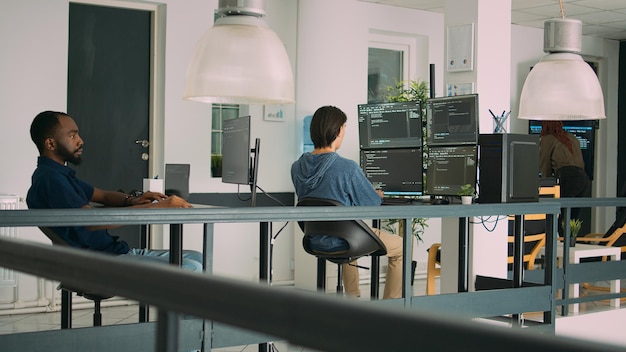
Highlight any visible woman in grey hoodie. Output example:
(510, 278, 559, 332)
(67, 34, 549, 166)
(291, 106, 402, 299)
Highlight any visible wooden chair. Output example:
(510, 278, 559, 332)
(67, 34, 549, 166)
(429, 185, 560, 293)
(296, 198, 387, 297)
(426, 243, 441, 295)
(507, 233, 546, 270)
(507, 184, 559, 270)
(38, 227, 113, 328)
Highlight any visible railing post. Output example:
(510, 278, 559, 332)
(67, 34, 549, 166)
(512, 214, 524, 326)
(259, 221, 272, 352)
(157, 310, 180, 352)
(156, 223, 183, 351)
(458, 217, 469, 292)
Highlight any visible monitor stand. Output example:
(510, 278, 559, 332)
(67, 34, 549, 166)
(430, 198, 450, 205)
(249, 138, 260, 207)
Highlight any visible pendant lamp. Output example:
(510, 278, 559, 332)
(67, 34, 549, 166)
(518, 4, 605, 121)
(184, 0, 295, 105)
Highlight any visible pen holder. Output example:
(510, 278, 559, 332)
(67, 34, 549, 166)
(493, 116, 508, 133)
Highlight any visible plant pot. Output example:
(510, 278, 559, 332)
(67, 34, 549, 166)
(211, 167, 222, 178)
(461, 196, 473, 205)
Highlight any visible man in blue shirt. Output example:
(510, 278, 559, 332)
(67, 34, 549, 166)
(291, 106, 402, 299)
(26, 110, 203, 272)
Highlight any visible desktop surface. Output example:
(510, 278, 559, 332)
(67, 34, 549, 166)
(381, 197, 457, 206)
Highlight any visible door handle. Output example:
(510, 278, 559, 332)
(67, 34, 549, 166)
(135, 139, 150, 148)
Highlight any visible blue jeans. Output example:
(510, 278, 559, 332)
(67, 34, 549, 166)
(123, 248, 203, 272)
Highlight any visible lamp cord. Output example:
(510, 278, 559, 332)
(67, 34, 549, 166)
(558, 0, 566, 18)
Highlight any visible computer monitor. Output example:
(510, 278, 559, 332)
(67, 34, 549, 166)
(222, 115, 252, 185)
(358, 101, 422, 149)
(425, 145, 477, 196)
(359, 148, 423, 196)
(528, 120, 596, 180)
(426, 94, 479, 146)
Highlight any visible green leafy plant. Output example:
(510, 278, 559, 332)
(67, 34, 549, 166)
(569, 218, 582, 238)
(382, 217, 428, 242)
(211, 154, 222, 177)
(457, 183, 476, 197)
(381, 79, 430, 240)
(385, 79, 429, 107)
(211, 154, 222, 169)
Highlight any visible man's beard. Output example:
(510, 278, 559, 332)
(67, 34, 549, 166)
(58, 144, 83, 165)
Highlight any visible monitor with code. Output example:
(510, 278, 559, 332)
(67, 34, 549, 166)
(359, 148, 423, 196)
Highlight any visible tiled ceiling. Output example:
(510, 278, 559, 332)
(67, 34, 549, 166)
(359, 0, 626, 41)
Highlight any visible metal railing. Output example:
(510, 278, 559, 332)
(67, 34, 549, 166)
(538, 197, 626, 315)
(0, 202, 622, 352)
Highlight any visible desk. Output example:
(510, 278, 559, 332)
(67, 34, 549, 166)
(542, 243, 621, 313)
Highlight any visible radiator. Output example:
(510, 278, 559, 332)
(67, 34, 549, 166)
(0, 195, 19, 288)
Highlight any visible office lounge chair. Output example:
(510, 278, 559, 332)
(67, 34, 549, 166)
(38, 227, 113, 328)
(575, 189, 626, 260)
(296, 198, 387, 297)
(575, 206, 626, 297)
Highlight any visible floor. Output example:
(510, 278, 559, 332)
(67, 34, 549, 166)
(0, 278, 623, 351)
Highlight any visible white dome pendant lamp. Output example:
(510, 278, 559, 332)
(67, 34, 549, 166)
(184, 0, 295, 105)
(518, 0, 604, 121)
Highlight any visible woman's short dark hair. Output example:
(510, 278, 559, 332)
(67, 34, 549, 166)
(310, 106, 347, 149)
(30, 111, 67, 154)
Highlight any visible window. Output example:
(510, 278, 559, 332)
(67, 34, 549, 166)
(211, 104, 240, 155)
(368, 45, 406, 104)
(367, 30, 428, 103)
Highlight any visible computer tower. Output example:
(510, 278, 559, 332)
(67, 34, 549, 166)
(477, 134, 539, 203)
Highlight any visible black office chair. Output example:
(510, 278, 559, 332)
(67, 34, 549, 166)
(38, 227, 113, 329)
(296, 198, 387, 298)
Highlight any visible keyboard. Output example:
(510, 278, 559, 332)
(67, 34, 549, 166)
(382, 197, 414, 205)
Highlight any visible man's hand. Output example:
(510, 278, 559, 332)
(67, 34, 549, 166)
(135, 191, 168, 204)
(151, 194, 192, 208)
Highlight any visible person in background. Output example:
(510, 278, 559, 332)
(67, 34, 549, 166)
(290, 105, 402, 299)
(539, 120, 591, 230)
(26, 110, 203, 272)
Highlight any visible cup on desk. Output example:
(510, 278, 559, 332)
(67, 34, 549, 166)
(143, 178, 164, 193)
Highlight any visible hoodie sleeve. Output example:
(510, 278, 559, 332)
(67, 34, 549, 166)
(345, 161, 383, 206)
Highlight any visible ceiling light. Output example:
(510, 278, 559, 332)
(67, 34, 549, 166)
(183, 0, 295, 105)
(518, 2, 605, 121)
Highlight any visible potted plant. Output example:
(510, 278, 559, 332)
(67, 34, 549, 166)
(569, 218, 582, 247)
(382, 217, 429, 242)
(457, 183, 475, 204)
(211, 154, 222, 178)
